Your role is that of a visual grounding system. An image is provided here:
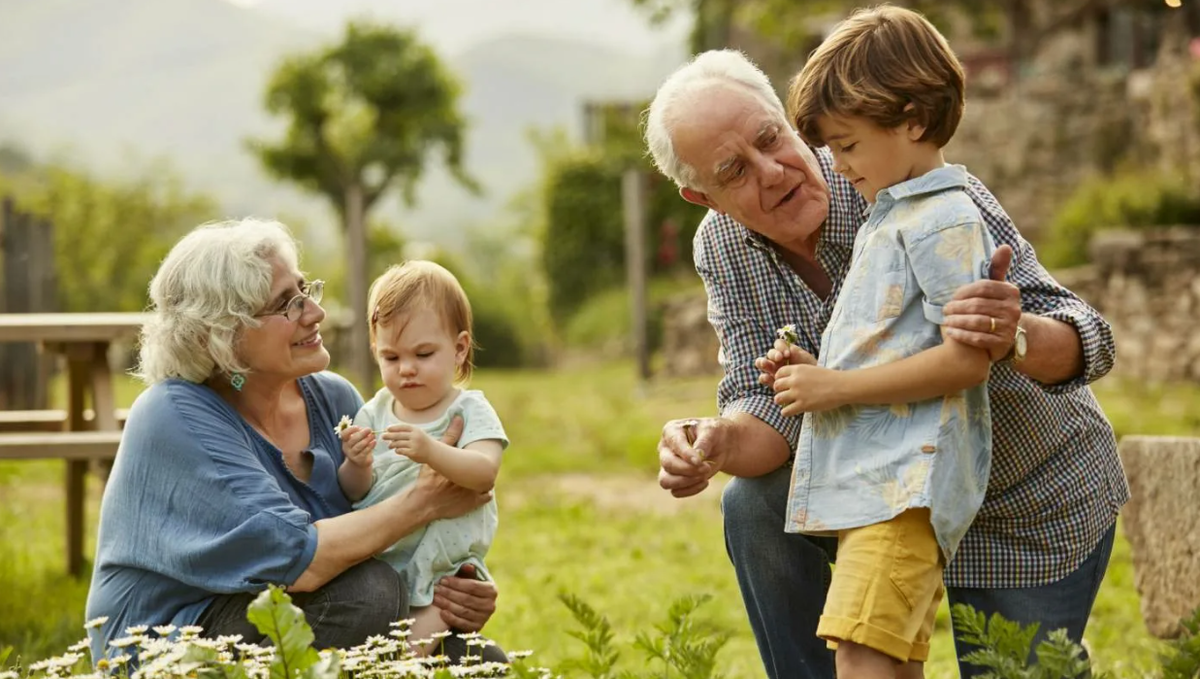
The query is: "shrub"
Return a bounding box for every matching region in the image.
[1043,170,1200,269]
[952,602,1200,679]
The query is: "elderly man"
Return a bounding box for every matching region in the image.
[645,50,1128,679]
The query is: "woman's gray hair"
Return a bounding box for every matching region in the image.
[643,49,788,189]
[134,218,301,385]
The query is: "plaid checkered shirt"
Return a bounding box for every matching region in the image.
[697,147,1130,588]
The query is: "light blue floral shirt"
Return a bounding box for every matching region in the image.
[784,164,995,561]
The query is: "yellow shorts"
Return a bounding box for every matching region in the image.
[818,508,945,663]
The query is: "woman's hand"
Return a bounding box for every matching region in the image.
[433,564,497,632]
[409,463,491,523]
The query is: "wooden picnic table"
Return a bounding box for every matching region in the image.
[0,312,150,576]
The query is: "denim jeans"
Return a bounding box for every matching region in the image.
[721,466,1115,679]
[195,559,508,664]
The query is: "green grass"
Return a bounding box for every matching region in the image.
[3,364,1198,677]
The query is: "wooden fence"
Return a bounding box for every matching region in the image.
[0,196,58,409]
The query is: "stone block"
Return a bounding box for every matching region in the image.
[1117,436,1200,638]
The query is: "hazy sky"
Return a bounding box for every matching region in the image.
[226,0,691,55]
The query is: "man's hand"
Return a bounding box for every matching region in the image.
[755,339,818,388]
[656,417,731,498]
[433,564,496,632]
[943,244,1021,361]
[772,363,846,416]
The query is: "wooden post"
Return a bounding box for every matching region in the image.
[344,183,373,393]
[65,348,90,578]
[622,169,651,383]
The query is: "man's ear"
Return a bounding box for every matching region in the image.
[680,186,719,211]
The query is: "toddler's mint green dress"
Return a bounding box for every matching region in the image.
[352,387,508,606]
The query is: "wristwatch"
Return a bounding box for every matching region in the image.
[1005,325,1028,364]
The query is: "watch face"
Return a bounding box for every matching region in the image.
[1015,330,1028,356]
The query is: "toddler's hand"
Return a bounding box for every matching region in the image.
[340,425,376,468]
[383,423,435,463]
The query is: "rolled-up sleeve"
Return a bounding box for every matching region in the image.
[697,229,803,447]
[903,219,994,326]
[971,181,1117,391]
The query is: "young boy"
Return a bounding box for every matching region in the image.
[760,6,996,678]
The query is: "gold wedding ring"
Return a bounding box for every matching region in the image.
[989,317,996,333]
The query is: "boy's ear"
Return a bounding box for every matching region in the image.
[681,187,720,211]
[902,102,928,141]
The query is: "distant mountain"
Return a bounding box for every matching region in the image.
[249,0,690,55]
[0,0,687,244]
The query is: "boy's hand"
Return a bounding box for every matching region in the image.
[340,425,376,468]
[772,363,845,416]
[383,424,436,463]
[755,338,817,388]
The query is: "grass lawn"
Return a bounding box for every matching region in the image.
[1,363,1195,677]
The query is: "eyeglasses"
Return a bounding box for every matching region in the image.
[257,279,324,323]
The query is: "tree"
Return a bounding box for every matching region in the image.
[0,159,217,314]
[248,21,477,391]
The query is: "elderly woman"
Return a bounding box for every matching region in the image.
[85,218,504,661]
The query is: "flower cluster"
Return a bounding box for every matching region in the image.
[776,324,800,346]
[6,589,551,679]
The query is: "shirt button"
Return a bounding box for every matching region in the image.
[921,444,936,454]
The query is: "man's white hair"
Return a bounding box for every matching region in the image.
[644,49,788,189]
[135,218,301,385]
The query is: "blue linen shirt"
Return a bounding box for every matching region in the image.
[784,165,995,561]
[697,146,1128,588]
[85,371,363,657]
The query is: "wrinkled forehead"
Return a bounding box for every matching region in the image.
[671,82,786,179]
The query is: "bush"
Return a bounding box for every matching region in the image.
[537,149,706,329]
[561,277,703,358]
[1043,170,1200,269]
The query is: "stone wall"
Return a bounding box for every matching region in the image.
[1117,436,1200,638]
[946,23,1198,243]
[661,293,721,378]
[1056,228,1200,384]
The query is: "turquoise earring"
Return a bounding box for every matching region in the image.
[230,372,246,391]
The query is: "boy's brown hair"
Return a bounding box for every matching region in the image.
[368,260,475,382]
[787,4,965,148]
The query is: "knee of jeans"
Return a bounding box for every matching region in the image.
[721,475,779,535]
[340,559,408,630]
[722,477,784,557]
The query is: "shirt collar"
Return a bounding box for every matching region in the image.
[877,164,969,203]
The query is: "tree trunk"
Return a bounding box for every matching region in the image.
[344,182,373,394]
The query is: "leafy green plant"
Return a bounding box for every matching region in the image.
[1159,606,1200,679]
[951,603,1109,679]
[557,592,730,679]
[1043,170,1200,269]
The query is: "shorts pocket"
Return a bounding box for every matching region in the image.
[888,509,941,610]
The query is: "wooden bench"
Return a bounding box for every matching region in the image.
[0,429,124,576]
[0,408,130,433]
[0,430,123,460]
